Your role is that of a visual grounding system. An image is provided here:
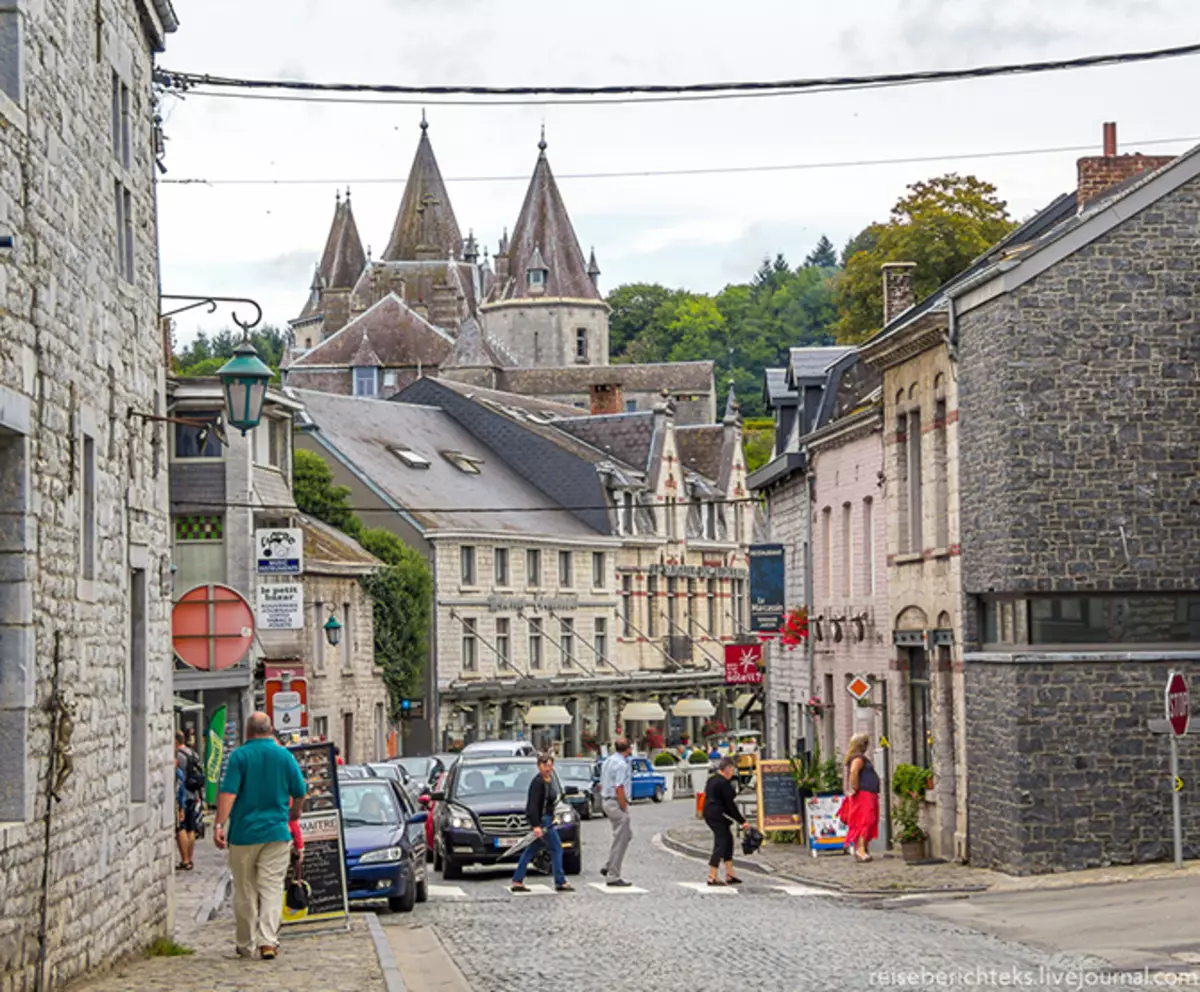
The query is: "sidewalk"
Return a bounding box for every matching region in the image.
[663,820,1200,897]
[65,839,391,992]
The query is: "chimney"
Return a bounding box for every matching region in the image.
[588,381,623,416]
[1076,121,1174,208]
[881,262,917,326]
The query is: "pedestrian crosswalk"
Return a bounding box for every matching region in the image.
[422,879,835,902]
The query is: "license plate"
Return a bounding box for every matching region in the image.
[494,837,505,849]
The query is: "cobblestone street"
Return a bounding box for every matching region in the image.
[381,800,1115,992]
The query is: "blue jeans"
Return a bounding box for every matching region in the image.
[512,815,565,886]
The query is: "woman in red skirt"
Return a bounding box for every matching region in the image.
[843,734,880,863]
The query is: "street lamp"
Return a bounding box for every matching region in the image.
[323,614,343,648]
[217,339,273,435]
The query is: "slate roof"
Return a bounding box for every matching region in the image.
[443,317,507,370]
[252,467,297,513]
[299,193,367,318]
[351,259,479,320]
[493,139,602,302]
[295,389,602,538]
[555,412,656,473]
[787,346,857,384]
[300,514,380,572]
[763,368,794,407]
[291,294,453,369]
[498,361,715,396]
[382,120,463,262]
[425,375,588,421]
[674,425,724,483]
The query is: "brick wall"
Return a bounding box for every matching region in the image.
[0,1,175,987]
[1076,154,1173,208]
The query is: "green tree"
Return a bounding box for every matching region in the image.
[833,174,1017,343]
[840,225,880,268]
[357,529,433,714]
[292,449,362,538]
[606,283,679,359]
[804,235,837,269]
[175,356,228,377]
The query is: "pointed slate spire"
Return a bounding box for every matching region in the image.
[587,246,600,287]
[502,133,601,301]
[463,229,479,264]
[318,190,367,291]
[382,115,463,262]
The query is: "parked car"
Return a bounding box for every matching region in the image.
[392,755,444,790]
[628,756,667,802]
[556,759,598,819]
[459,740,537,759]
[338,764,377,781]
[431,757,581,879]
[339,778,428,913]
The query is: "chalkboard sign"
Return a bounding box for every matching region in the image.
[288,741,340,815]
[755,759,804,832]
[281,811,349,926]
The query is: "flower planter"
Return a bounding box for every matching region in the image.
[900,838,927,863]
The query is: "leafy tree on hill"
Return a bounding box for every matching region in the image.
[833,174,1016,343]
[805,235,838,269]
[174,325,288,379]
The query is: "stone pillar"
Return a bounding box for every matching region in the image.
[930,645,957,861]
[881,262,917,326]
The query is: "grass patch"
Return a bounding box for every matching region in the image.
[146,937,193,958]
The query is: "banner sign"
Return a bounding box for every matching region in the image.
[749,544,785,632]
[806,794,849,852]
[204,704,227,806]
[256,527,304,575]
[724,643,763,685]
[257,583,304,630]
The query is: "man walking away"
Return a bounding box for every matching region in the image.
[175,731,204,869]
[214,712,307,960]
[511,753,574,894]
[599,738,633,887]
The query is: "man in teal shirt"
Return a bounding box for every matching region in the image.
[214,712,306,960]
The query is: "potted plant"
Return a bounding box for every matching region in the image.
[819,758,843,796]
[892,763,931,862]
[701,718,727,740]
[652,750,677,767]
[688,748,709,765]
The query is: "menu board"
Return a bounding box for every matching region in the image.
[288,741,339,814]
[281,811,349,925]
[755,759,804,832]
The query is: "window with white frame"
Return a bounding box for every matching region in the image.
[620,575,633,636]
[528,617,543,669]
[526,548,541,588]
[353,367,378,397]
[461,545,477,585]
[560,618,575,668]
[494,547,510,586]
[842,502,853,598]
[646,576,658,637]
[592,551,605,589]
[594,617,608,667]
[461,617,478,672]
[495,617,510,668]
[575,328,588,360]
[558,550,573,588]
[863,497,875,596]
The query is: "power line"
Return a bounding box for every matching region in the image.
[154,41,1200,106]
[157,134,1200,187]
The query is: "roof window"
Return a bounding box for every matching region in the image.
[389,446,430,469]
[441,450,483,474]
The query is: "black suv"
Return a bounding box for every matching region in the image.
[431,756,582,880]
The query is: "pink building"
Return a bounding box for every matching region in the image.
[807,391,896,773]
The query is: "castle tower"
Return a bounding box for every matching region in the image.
[481,129,610,367]
[382,114,463,262]
[292,189,367,344]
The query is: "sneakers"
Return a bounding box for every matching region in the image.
[555,883,575,893]
[606,878,632,888]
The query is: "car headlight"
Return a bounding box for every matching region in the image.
[447,804,475,830]
[555,810,577,825]
[358,846,404,864]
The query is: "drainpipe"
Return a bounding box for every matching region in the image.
[803,452,815,758]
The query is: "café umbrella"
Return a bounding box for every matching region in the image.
[620,701,666,722]
[524,705,573,726]
[671,698,716,718]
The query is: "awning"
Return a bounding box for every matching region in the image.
[172,695,204,712]
[672,698,716,718]
[524,705,573,726]
[733,693,762,714]
[621,701,666,721]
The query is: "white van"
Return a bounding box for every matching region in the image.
[459,739,537,758]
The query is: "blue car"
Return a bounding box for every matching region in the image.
[628,757,667,802]
[340,778,428,913]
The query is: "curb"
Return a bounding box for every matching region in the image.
[195,869,232,924]
[660,829,987,899]
[366,912,407,992]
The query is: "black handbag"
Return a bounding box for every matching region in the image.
[285,861,310,911]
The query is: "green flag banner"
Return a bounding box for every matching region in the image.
[205,704,227,806]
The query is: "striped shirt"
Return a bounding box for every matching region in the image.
[600,752,632,800]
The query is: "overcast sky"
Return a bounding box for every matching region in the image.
[159,0,1200,344]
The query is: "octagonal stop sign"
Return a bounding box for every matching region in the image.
[1166,671,1190,737]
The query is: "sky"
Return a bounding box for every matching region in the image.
[158,0,1200,345]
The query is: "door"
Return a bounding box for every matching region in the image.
[342,712,355,764]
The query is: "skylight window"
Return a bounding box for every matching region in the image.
[389,446,430,469]
[441,450,483,474]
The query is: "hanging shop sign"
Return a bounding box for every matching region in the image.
[748,544,785,632]
[256,527,304,575]
[257,583,304,630]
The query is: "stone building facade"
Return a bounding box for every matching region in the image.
[0,1,180,988]
[955,144,1200,874]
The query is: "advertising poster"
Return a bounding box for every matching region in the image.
[749,544,786,632]
[257,583,304,630]
[805,794,849,853]
[281,811,349,925]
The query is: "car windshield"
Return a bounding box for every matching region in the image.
[557,761,592,781]
[368,763,403,782]
[338,766,372,779]
[340,783,401,827]
[395,756,437,779]
[453,762,542,800]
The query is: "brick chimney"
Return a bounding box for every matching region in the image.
[588,382,624,416]
[881,262,917,326]
[1076,122,1174,208]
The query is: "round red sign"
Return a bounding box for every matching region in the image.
[172,584,255,671]
[1166,671,1190,738]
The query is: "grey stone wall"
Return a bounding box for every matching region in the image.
[957,173,1200,596]
[0,1,175,988]
[966,656,1200,874]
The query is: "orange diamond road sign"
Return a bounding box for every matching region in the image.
[847,676,872,702]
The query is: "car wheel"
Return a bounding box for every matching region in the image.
[562,849,582,876]
[652,785,664,803]
[433,843,443,872]
[416,873,429,904]
[581,804,591,821]
[441,855,464,881]
[390,869,417,913]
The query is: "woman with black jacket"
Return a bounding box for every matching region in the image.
[703,757,747,885]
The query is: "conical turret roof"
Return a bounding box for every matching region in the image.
[319,190,367,290]
[501,134,601,302]
[382,117,463,262]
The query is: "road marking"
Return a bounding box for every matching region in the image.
[652,832,702,862]
[677,881,738,894]
[773,884,831,897]
[507,883,555,896]
[427,884,467,899]
[588,883,648,894]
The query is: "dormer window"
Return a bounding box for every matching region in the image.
[353,366,378,397]
[527,268,545,288]
[704,501,717,541]
[526,246,549,294]
[620,492,636,535]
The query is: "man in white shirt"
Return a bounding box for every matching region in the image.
[599,738,633,887]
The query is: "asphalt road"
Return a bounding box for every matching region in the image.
[379,800,1118,992]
